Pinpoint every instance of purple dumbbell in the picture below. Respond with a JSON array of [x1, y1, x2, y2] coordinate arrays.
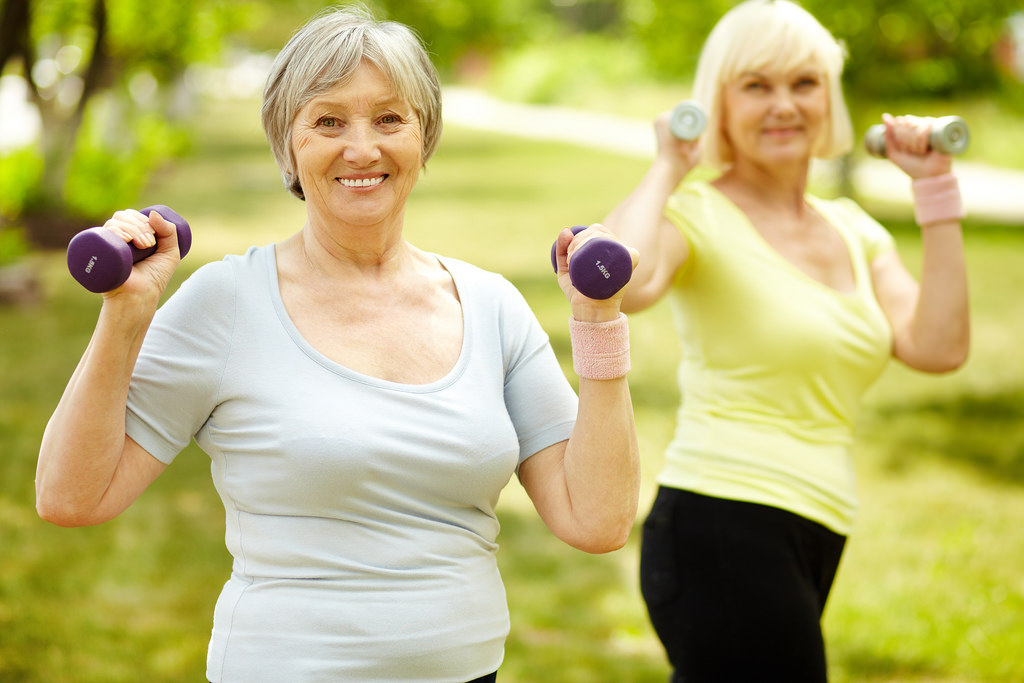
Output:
[[67, 205, 191, 293], [550, 225, 632, 300]]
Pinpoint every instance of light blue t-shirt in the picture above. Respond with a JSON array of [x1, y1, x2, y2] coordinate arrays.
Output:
[[125, 245, 579, 682]]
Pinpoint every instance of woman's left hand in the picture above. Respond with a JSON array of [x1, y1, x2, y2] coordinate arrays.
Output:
[[882, 113, 954, 179], [552, 224, 639, 322]]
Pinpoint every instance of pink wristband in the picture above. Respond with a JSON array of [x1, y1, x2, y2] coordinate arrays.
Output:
[[912, 174, 965, 227], [568, 313, 630, 380]]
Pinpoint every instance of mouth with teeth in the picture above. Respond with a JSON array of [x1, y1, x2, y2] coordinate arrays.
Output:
[[339, 175, 387, 188]]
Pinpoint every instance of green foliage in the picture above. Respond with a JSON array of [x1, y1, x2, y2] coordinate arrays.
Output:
[[62, 106, 190, 218], [369, 0, 560, 75], [0, 226, 32, 265], [0, 148, 43, 217], [626, 0, 1023, 101], [489, 32, 650, 104], [805, 0, 1022, 100], [8, 0, 1021, 247], [30, 0, 255, 78], [3, 0, 261, 239], [626, 0, 737, 77]]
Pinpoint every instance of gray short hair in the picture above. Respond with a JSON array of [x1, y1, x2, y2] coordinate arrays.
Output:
[[692, 0, 853, 169], [261, 5, 443, 199]]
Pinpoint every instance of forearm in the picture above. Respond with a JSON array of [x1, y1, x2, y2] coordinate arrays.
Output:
[[602, 158, 685, 289], [36, 297, 155, 522], [545, 312, 639, 552], [904, 221, 970, 370], [561, 376, 640, 552]]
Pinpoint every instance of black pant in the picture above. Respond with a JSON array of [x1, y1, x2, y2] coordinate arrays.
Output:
[[639, 487, 846, 683]]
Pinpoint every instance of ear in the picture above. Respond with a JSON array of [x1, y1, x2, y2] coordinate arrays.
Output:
[[283, 167, 304, 200], [288, 173, 305, 201]]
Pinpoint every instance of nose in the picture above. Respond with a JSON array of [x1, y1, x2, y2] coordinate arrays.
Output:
[[770, 88, 798, 117], [342, 121, 382, 165]]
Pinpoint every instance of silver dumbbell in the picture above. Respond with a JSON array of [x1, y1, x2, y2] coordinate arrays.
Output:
[[669, 100, 707, 140], [864, 116, 970, 158]]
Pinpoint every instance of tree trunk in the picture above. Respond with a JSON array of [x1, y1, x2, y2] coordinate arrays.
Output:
[[18, 0, 112, 247]]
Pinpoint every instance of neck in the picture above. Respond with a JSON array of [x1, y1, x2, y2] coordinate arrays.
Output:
[[300, 205, 409, 270], [720, 157, 811, 215]]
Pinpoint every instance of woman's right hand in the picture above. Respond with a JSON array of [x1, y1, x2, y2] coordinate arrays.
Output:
[[100, 209, 183, 303], [653, 111, 702, 181]]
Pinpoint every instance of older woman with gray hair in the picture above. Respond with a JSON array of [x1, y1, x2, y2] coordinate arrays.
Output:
[[35, 6, 640, 682]]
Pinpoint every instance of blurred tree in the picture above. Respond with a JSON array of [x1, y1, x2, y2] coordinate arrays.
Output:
[[0, 0, 254, 247], [626, 0, 1021, 104], [369, 0, 558, 78], [809, 0, 1022, 102], [369, 0, 632, 79]]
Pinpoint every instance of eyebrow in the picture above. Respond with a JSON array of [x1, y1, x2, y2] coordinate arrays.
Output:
[[737, 66, 823, 80], [307, 92, 405, 109]]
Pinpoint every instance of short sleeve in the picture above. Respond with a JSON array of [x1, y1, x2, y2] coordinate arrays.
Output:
[[125, 259, 236, 464], [493, 277, 578, 464], [664, 183, 719, 277]]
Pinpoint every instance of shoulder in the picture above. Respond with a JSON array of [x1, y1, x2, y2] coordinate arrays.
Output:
[[665, 181, 734, 236], [154, 246, 275, 336], [666, 180, 719, 218], [664, 181, 742, 259], [176, 245, 270, 298]]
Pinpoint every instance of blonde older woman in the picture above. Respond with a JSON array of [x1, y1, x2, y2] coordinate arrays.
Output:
[[602, 0, 969, 680], [36, 6, 640, 682]]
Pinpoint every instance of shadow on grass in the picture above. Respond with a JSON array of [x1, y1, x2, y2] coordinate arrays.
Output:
[[831, 645, 947, 683], [868, 389, 1024, 482]]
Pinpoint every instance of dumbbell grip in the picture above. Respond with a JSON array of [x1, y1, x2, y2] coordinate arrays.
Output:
[[67, 205, 191, 293], [669, 101, 707, 141], [551, 225, 632, 300], [864, 116, 969, 158]]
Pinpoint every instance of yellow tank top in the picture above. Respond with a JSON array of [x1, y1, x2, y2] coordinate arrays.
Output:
[[659, 182, 894, 534]]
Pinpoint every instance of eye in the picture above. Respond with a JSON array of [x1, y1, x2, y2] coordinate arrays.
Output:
[[317, 116, 340, 128]]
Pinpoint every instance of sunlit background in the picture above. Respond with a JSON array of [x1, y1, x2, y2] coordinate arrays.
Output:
[[2, 1, 1023, 681]]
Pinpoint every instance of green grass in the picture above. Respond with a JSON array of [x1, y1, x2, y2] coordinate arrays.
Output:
[[2, 94, 1023, 681]]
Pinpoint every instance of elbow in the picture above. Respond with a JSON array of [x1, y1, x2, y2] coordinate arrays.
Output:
[[36, 499, 85, 528], [567, 517, 635, 555], [583, 530, 632, 555], [916, 345, 970, 374], [895, 332, 970, 374], [35, 488, 101, 528], [938, 348, 969, 373], [36, 501, 82, 528]]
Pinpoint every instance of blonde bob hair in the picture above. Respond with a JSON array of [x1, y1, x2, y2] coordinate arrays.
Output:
[[261, 5, 443, 199], [692, 0, 853, 169]]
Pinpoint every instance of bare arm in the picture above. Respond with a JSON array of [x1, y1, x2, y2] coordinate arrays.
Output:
[[870, 114, 970, 373], [36, 210, 181, 526], [517, 226, 640, 554], [871, 224, 969, 372], [601, 112, 699, 312], [517, 374, 639, 554]]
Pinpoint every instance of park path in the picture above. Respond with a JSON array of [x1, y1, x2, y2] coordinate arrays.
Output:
[[442, 86, 1024, 225]]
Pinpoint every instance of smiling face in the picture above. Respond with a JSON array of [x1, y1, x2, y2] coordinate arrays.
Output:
[[719, 62, 829, 169], [290, 60, 423, 232]]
